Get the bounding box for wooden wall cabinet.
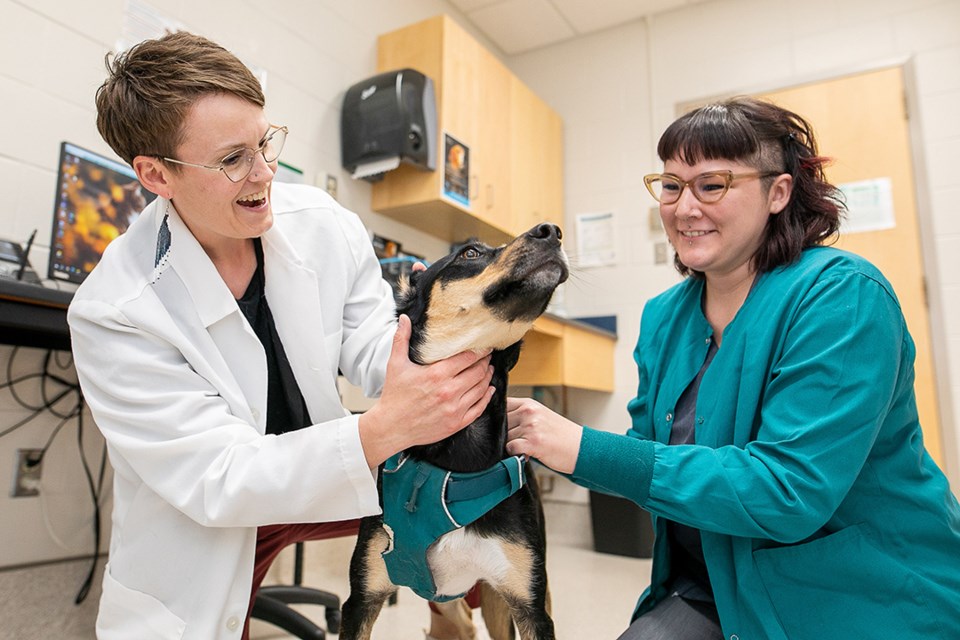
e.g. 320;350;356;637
371;16;612;392
509;77;564;235
372;15;563;245
510;316;616;392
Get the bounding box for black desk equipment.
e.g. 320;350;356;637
0;277;72;351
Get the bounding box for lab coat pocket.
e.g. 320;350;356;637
753;524;937;639
97;563;186;639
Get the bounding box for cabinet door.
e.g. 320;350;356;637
510;78;564;234
474;48;512;235
371;15;562;245
439;17;480;212
373;17;444;212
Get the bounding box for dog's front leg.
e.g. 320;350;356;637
340;518;398;640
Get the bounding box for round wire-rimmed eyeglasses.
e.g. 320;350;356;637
159;125;288;183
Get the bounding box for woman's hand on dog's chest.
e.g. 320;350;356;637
505;397;582;474
359;314;496;468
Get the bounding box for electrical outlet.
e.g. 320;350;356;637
654;241;668;265
325;174;338;200
12;448;43;497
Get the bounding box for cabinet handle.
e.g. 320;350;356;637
470;174;479;201
486;184;494;209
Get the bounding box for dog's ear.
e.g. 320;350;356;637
396;271;421;308
396;270;431;323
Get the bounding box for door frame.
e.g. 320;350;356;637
676;57;956;484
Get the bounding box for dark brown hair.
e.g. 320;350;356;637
657;96;845;277
95;31;265;165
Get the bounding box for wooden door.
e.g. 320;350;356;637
757;67;943;466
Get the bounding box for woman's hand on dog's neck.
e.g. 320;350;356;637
505;397;582;474
358;314;496;468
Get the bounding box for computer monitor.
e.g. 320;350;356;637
47;141;156;284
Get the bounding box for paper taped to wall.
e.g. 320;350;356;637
576;211;616;268
838;177;896;234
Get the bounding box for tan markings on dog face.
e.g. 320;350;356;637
418;243;537;363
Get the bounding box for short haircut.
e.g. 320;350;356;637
657;96;845;278
95;31;265;165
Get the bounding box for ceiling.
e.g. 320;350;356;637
446;0;714;55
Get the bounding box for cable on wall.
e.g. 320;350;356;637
1;346;105;604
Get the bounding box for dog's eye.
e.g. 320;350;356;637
460;247;481;260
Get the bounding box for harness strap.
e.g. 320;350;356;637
445;455;526;502
405;464;431;513
443;456;527;528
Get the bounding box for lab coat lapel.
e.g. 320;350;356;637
261;226;344;423
161;203;267;431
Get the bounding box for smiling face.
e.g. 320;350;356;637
660;157;791;284
162;93;277;255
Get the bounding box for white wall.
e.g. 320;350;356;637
509;0;960;489
0;0;494;570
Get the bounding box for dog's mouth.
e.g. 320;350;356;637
410;225;569;363
482;250;568;323
518;257;569;288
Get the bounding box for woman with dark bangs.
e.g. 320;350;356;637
505;96;960;640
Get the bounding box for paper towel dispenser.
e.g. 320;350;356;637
341;68;437;182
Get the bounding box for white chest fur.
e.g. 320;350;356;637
427;528;511;598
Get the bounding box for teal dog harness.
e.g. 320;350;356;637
381;453;527;602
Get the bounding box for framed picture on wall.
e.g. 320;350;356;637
442;133;470;208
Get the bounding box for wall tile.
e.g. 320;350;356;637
895;0;960;53
913;45;960;94
793;19;897;77
929;187;960;236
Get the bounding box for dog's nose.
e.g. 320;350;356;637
527;223;562;242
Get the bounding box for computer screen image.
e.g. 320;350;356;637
48;142;157;284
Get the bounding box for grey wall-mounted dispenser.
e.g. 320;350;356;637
340;68;437;182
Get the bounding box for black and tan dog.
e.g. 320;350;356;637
340;223;568;640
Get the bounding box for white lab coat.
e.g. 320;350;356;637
68;183;396;639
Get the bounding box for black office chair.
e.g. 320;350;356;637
251;542;342;639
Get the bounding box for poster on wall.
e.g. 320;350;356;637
838;177;896;234
442;133;470;208
576;211;616;268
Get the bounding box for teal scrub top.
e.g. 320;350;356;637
571;247;960;640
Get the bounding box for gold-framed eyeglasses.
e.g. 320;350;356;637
643;170;781;204
160;125;288;183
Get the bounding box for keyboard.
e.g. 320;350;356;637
0;275;73;308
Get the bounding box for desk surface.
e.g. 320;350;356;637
0;278;73;351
